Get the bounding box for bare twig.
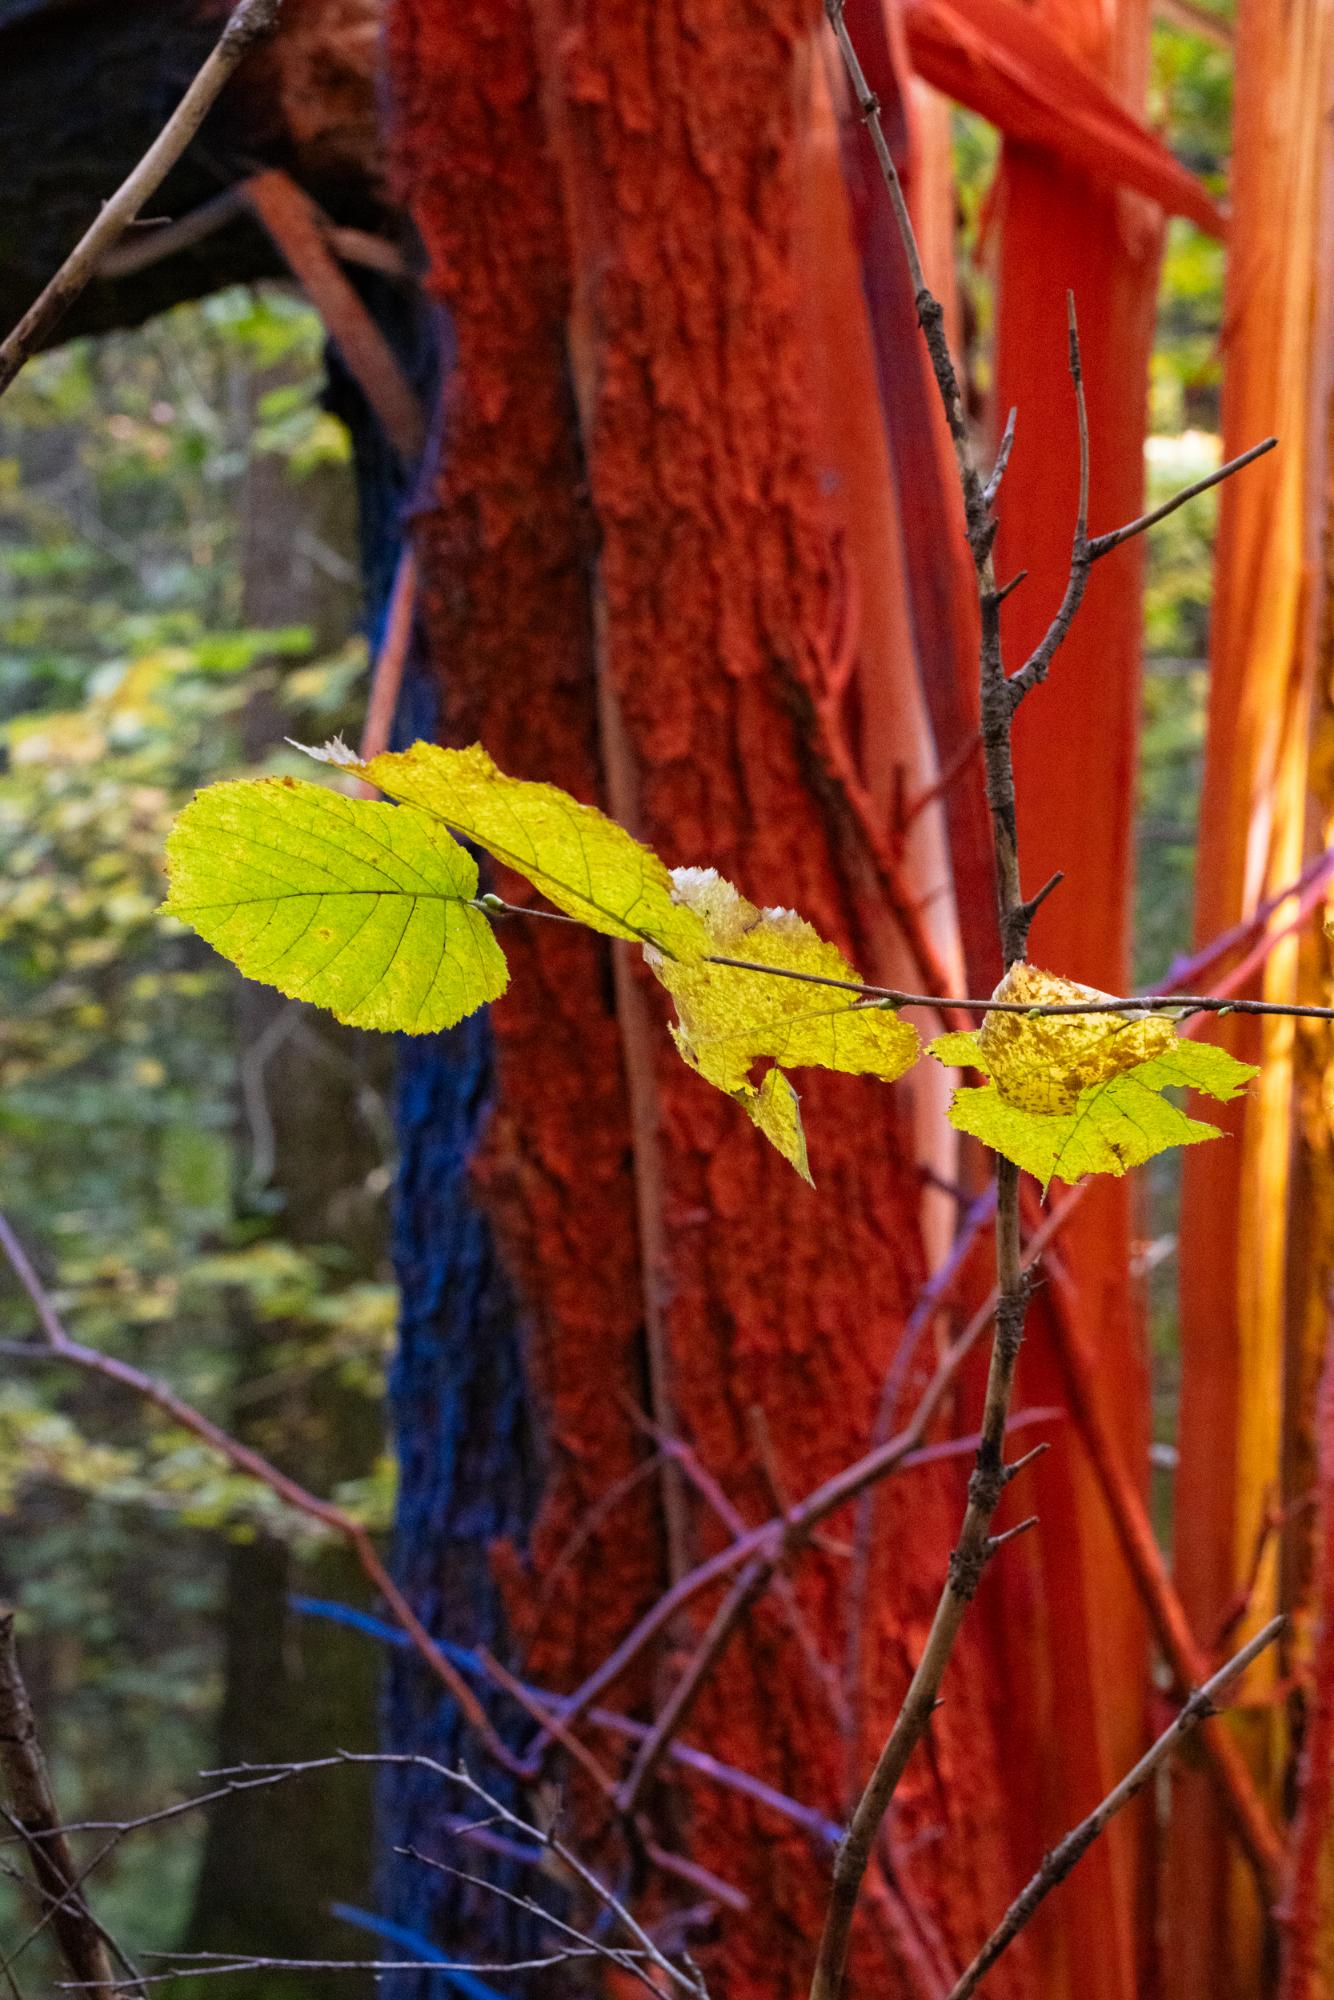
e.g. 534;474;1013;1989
0;1213;519;1774
484;899;1334;1023
808;9;1277;1997
0;1613;120;1999
0;0;287;397
1004;295;1090;709
947;1617;1285;1999
243;171;426;462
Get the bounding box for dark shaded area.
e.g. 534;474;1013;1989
0;0;399;348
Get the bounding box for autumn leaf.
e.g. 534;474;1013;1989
649;867;920;1182
309;738;710;961
928;964;1256;1188
162;776;507;1032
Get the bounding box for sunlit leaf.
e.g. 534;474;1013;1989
928;963;1257;1187
649;867;919;1179
162;777;507;1032
313;738;710;960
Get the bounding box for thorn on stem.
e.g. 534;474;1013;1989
987;1515;1039;1556
1001;1441;1051;1486
995;569;1028;607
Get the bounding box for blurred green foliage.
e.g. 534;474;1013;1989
0;288;391;1970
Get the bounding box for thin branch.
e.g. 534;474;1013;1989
983;409;1018;509
1005;295;1090;708
0;1214;520;1775
485;897;1334;1021
0;0;287;397
1087;436;1277;559
948;1618;1285;2000
0;1613;120;1999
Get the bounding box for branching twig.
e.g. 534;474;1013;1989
0;1612;121;1999
948;1617;1285;1999
0;1213;520;1775
809;8;1276;1997
0;0;287;398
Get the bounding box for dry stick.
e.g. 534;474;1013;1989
810;9;1277;1999
0;1213;519;1775
0;1612;120;1999
947;1617;1286;2000
242;171;426;463
486;898;1334;1022
0;0;286;398
1033;1220;1286;1893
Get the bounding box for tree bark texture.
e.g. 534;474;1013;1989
387;3;1027;1994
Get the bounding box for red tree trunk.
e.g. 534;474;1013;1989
986;7;1161;1997
389;1;1027;1991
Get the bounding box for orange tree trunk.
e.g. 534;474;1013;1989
989;6;1162;1998
387;0;1030;1992
1174;5;1334;1997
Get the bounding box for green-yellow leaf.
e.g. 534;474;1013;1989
650;867;919;1179
927;962;1257;1187
943;1072;1224;1187
322;739;709;961
740;1069;812;1186
162;777;507;1032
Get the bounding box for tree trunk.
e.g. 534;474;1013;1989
987;8;1161;1997
1174;5;1334;1995
386;3;1026;1993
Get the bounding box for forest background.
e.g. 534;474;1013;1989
0;2;1306;1998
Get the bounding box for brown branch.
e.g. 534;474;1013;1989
357;546;419;766
0;1213;520;1776
243;171;426;463
489;898;1334;1023
948;1618;1285;2000
1033;1213;1286;1893
0;1612;120;1999
0;0;287;398
1003;296;1090;711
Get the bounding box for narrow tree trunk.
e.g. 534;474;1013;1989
1174;5;1334;1995
987;9;1161;1996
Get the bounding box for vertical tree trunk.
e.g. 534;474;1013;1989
387;1;1027;1991
1174;6;1334;1996
989;7;1161;1997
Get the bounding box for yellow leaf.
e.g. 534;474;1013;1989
928;966;1257;1187
323;739;709;960
650;867;919;1179
974;961;1176;1111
